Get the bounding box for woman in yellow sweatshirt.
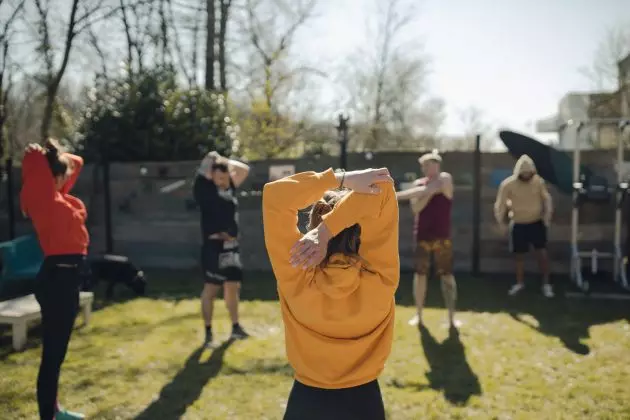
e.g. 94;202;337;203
262;168;399;420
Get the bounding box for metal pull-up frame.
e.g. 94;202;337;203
568;118;630;292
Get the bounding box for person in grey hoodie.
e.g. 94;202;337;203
494;155;554;298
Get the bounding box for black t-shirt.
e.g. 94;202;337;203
193;174;239;239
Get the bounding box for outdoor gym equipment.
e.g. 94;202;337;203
570;119;630;292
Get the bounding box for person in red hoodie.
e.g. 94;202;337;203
20;140;88;420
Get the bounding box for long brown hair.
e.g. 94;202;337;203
308;189;362;267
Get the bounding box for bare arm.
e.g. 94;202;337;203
438;172;453;199
540;181;553;225
228;159;250;188
397;172;452;201
396;181;440;201
59;153;84;195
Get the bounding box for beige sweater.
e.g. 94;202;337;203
494;155;553;225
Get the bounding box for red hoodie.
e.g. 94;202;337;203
20;150;89;256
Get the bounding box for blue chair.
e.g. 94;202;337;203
0;235;44;289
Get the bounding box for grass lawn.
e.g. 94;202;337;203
1;271;629;419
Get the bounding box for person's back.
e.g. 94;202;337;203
262;168;399;420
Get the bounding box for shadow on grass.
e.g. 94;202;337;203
418;324;481;405
86;269;280;313
2;270;628;358
133;339;235;420
396;272;630;356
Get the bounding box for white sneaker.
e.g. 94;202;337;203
408;314;422;326
508;284;525;296
542;284;554;298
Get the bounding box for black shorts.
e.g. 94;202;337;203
509;220;547;254
201;239;243;285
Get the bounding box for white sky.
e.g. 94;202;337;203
293;0;629;139
20;0;629;143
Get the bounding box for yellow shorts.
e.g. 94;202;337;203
414;239;453;276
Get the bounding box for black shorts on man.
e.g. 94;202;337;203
202;239;243;284
509;219;547;254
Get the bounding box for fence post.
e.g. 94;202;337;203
5;158;15;239
102;158;113;253
472;134;481;276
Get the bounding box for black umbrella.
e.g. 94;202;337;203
499;130;594;194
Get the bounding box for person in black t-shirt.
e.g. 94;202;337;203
193;152;251;347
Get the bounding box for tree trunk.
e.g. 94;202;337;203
119;0;135;77
158;0;169;67
40;0;79;142
205;0;215;90
218;0;231;93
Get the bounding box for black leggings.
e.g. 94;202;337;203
35;255;84;420
284;379;386;420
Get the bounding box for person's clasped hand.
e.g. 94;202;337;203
289;168;394;269
25;143;45;154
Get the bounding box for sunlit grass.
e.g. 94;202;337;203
0;272;629;419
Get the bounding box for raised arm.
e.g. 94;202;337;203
540;180;553;225
20;148;56;217
322;183;399;286
228;159;250;188
396;179;442;201
59;153;84;195
263;169;340;275
193;176;219;216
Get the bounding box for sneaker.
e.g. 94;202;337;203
55;409;85;420
204;330;214;348
230;324;250;340
542;284;554;298
508;283;525;296
408;314;422;327
448;319;462;329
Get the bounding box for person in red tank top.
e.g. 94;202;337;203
396;150;458;329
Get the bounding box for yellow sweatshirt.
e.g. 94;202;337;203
494;155;553;225
262;168;399;389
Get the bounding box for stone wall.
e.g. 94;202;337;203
0;150;624;274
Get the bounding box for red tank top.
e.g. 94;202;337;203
413;178;452;241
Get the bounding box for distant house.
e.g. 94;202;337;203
536;53;630;150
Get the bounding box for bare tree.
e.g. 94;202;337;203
232;0;323;158
29;0;146;141
342;0;443;151
86;23;108;79
205;0;215;90
217;0;232;92
118;0;158;78
0;0;25;159
580;24;630;90
454;105;494;151
166;0;199;86
243;0;318;108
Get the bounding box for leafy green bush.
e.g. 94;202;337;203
75;68;236;162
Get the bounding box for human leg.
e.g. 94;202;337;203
532;221;553;297
201;241;224;345
218;242;248;339
434;240;457;326
409;241;430;326
201;282;221;343
509;223;529;295
35;263;81;420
